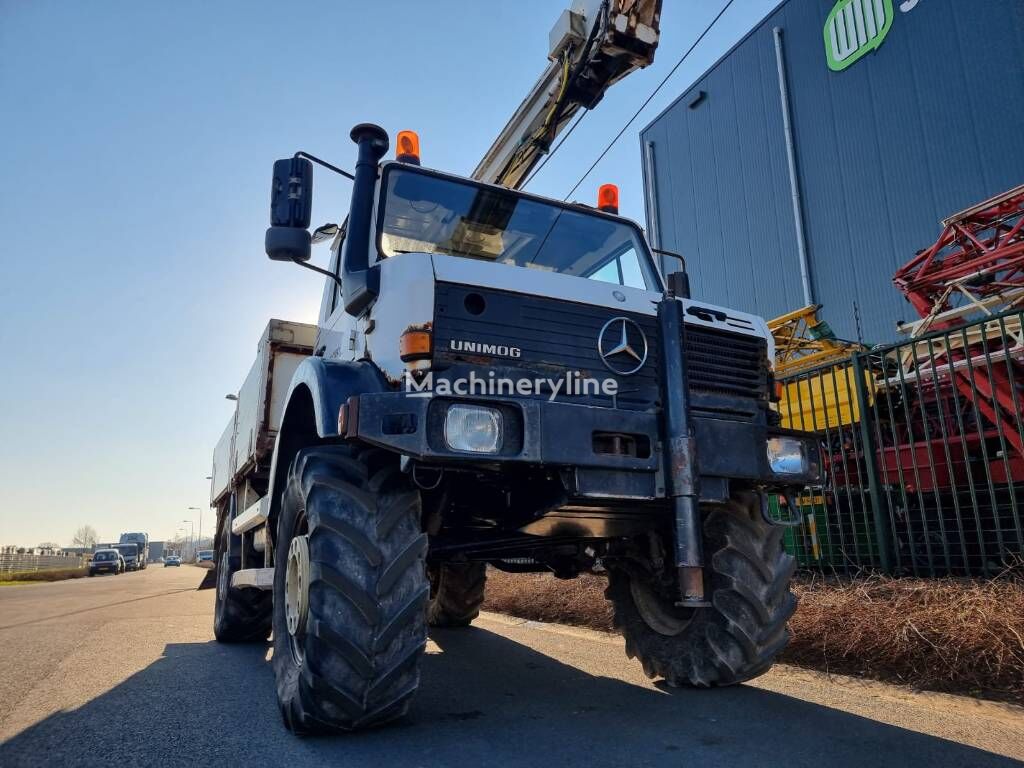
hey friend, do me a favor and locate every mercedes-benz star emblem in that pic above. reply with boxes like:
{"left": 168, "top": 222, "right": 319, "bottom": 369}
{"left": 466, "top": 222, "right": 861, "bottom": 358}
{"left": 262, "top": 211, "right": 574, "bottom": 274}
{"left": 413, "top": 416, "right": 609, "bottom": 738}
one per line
{"left": 597, "top": 317, "right": 649, "bottom": 375}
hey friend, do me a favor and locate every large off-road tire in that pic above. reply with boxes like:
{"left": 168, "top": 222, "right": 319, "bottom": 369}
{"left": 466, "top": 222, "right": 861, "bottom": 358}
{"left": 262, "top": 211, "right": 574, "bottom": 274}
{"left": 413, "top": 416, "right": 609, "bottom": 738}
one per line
{"left": 273, "top": 446, "right": 428, "bottom": 734}
{"left": 607, "top": 492, "right": 796, "bottom": 687}
{"left": 427, "top": 562, "right": 487, "bottom": 627}
{"left": 214, "top": 512, "right": 272, "bottom": 643}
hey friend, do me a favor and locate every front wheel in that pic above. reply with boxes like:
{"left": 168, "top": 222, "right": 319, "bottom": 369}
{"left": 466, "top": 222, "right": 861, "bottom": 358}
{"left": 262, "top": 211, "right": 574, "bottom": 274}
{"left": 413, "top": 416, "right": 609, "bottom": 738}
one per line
{"left": 272, "top": 446, "right": 429, "bottom": 734}
{"left": 606, "top": 492, "right": 796, "bottom": 687}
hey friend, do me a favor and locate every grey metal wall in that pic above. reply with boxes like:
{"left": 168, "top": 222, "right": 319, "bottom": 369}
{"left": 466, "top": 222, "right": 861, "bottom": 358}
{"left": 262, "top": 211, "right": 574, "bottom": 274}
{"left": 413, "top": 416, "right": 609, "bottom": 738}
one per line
{"left": 641, "top": 0, "right": 1024, "bottom": 343}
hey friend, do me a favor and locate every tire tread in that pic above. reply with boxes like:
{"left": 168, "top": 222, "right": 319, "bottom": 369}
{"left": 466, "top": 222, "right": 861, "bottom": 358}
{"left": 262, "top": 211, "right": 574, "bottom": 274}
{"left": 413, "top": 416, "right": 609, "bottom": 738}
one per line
{"left": 273, "top": 445, "right": 427, "bottom": 734}
{"left": 606, "top": 492, "right": 796, "bottom": 687}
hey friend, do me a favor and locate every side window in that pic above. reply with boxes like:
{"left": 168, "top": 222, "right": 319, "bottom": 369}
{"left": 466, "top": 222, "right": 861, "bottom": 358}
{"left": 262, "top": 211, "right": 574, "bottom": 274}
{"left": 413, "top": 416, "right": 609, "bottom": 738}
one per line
{"left": 327, "top": 226, "right": 347, "bottom": 318}
{"left": 589, "top": 259, "right": 620, "bottom": 285}
{"left": 618, "top": 249, "right": 645, "bottom": 290}
{"left": 585, "top": 248, "right": 647, "bottom": 290}
{"left": 329, "top": 251, "right": 342, "bottom": 315}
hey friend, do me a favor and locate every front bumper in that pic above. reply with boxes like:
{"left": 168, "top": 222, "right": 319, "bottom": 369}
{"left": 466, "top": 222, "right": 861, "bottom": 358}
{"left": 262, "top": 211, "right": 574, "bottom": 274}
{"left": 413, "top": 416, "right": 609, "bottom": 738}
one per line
{"left": 344, "top": 392, "right": 822, "bottom": 495}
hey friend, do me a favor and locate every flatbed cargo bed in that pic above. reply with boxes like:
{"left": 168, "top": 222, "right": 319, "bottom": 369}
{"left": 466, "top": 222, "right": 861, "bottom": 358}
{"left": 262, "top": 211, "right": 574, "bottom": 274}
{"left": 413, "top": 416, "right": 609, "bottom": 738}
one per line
{"left": 210, "top": 319, "right": 316, "bottom": 507}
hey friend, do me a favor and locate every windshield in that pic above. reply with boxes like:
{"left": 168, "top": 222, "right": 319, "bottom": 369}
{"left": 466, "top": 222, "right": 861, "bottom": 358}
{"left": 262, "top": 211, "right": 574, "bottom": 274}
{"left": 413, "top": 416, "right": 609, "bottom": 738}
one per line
{"left": 379, "top": 167, "right": 659, "bottom": 291}
{"left": 95, "top": 551, "right": 114, "bottom": 561}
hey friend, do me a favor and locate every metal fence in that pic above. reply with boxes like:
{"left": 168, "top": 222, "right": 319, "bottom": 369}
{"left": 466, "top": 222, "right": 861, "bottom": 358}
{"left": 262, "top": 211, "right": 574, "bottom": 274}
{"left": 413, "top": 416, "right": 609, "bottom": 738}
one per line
{"left": 0, "top": 553, "right": 85, "bottom": 576}
{"left": 776, "top": 307, "right": 1024, "bottom": 577}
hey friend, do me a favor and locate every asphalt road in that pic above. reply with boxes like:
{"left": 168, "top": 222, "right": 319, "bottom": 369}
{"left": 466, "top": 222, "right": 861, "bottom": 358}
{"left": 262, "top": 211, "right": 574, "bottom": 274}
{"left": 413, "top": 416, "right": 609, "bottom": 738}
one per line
{"left": 1, "top": 567, "right": 1022, "bottom": 768}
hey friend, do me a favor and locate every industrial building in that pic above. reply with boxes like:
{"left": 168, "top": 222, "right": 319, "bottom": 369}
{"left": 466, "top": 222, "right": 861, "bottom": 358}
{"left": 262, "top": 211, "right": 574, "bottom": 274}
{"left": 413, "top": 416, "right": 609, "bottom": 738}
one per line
{"left": 641, "top": 0, "right": 1024, "bottom": 343}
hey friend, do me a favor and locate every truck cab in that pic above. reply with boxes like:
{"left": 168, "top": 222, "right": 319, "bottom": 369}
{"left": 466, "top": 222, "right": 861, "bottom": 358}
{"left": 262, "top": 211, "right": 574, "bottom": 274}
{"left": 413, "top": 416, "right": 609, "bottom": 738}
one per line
{"left": 113, "top": 544, "right": 140, "bottom": 572}
{"left": 119, "top": 532, "right": 149, "bottom": 569}
{"left": 315, "top": 158, "right": 775, "bottom": 390}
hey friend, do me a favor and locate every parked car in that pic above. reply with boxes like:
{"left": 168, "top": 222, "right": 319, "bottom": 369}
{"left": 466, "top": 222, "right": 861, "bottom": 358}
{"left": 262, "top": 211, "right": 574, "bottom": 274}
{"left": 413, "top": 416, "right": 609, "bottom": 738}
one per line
{"left": 89, "top": 549, "right": 123, "bottom": 576}
{"left": 164, "top": 555, "right": 181, "bottom": 567}
{"left": 196, "top": 550, "right": 214, "bottom": 564}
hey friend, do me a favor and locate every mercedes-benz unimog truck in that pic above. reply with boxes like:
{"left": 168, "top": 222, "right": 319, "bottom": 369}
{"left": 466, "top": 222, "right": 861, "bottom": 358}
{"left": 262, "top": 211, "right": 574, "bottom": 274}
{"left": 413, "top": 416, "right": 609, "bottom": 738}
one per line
{"left": 209, "top": 124, "right": 821, "bottom": 734}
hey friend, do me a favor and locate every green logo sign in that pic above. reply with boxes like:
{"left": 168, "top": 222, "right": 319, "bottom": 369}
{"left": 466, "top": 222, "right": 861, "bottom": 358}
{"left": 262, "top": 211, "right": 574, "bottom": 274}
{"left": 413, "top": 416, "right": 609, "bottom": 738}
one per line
{"left": 824, "top": 0, "right": 894, "bottom": 71}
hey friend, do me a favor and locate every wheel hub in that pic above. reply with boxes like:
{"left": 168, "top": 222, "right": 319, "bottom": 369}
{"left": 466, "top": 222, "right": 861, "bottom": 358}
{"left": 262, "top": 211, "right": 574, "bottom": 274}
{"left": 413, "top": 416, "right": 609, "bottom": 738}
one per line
{"left": 285, "top": 534, "right": 310, "bottom": 638}
{"left": 217, "top": 551, "right": 230, "bottom": 600}
{"left": 630, "top": 576, "right": 694, "bottom": 637}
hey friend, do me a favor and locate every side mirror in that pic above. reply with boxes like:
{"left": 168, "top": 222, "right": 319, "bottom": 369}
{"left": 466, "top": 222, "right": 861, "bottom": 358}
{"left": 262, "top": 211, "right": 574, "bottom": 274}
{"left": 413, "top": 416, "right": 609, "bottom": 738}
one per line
{"left": 311, "top": 222, "right": 340, "bottom": 244}
{"left": 666, "top": 270, "right": 690, "bottom": 300}
{"left": 651, "top": 247, "right": 690, "bottom": 300}
{"left": 266, "top": 157, "right": 313, "bottom": 262}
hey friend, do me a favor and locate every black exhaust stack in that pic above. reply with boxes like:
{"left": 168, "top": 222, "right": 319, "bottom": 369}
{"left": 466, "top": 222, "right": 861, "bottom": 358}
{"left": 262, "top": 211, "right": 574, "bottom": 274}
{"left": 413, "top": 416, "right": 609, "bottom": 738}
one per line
{"left": 657, "top": 295, "right": 708, "bottom": 606}
{"left": 342, "top": 123, "right": 389, "bottom": 316}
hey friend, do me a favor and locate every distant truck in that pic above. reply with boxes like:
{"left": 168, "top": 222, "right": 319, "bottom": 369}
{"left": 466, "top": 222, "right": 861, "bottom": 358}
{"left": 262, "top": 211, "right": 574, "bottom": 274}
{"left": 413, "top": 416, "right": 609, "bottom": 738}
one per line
{"left": 119, "top": 532, "right": 149, "bottom": 568}
{"left": 113, "top": 543, "right": 142, "bottom": 571}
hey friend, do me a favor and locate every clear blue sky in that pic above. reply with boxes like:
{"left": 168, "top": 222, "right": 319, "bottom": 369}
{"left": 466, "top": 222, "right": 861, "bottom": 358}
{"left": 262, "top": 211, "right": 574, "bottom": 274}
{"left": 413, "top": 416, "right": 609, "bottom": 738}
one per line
{"left": 0, "top": 0, "right": 780, "bottom": 547}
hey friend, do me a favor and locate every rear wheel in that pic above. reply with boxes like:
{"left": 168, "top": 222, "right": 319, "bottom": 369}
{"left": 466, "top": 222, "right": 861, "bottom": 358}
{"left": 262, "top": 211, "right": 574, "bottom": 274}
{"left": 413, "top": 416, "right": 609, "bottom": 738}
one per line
{"left": 606, "top": 492, "right": 796, "bottom": 686}
{"left": 427, "top": 562, "right": 487, "bottom": 627}
{"left": 273, "top": 446, "right": 428, "bottom": 734}
{"left": 214, "top": 510, "right": 272, "bottom": 643}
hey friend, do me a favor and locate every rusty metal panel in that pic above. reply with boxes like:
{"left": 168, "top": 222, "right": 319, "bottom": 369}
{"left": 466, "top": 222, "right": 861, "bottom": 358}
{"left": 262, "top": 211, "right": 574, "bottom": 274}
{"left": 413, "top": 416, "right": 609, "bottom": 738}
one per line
{"left": 234, "top": 319, "right": 316, "bottom": 477}
{"left": 213, "top": 319, "right": 316, "bottom": 502}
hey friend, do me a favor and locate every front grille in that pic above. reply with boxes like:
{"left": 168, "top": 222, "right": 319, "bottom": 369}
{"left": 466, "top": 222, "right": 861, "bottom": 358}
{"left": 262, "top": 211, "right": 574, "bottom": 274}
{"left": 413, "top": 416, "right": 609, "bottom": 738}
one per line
{"left": 684, "top": 324, "right": 768, "bottom": 399}
{"left": 433, "top": 283, "right": 660, "bottom": 408}
{"left": 433, "top": 283, "right": 767, "bottom": 409}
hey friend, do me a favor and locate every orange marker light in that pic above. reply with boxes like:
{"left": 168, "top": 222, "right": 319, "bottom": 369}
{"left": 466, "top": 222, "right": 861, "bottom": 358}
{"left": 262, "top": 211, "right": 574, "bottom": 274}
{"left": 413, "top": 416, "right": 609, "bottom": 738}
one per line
{"left": 400, "top": 328, "right": 432, "bottom": 361}
{"left": 598, "top": 184, "right": 619, "bottom": 214}
{"left": 396, "top": 130, "right": 421, "bottom": 165}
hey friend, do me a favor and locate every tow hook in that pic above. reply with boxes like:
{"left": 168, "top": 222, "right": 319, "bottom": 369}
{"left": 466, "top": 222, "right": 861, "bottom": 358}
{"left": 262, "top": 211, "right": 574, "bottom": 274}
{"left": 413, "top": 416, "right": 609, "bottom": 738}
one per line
{"left": 761, "top": 490, "right": 803, "bottom": 528}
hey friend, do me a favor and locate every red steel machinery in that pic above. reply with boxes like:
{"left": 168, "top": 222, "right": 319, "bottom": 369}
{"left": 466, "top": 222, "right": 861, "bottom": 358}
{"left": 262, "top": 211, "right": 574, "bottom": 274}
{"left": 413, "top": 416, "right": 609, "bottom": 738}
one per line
{"left": 892, "top": 185, "right": 1024, "bottom": 472}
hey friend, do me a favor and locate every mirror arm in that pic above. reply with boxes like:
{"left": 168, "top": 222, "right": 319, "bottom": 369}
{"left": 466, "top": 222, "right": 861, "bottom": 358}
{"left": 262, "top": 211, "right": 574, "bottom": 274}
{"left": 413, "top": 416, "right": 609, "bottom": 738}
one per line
{"left": 290, "top": 257, "right": 342, "bottom": 289}
{"left": 294, "top": 151, "right": 355, "bottom": 181}
{"left": 651, "top": 247, "right": 686, "bottom": 270}
{"left": 651, "top": 247, "right": 690, "bottom": 300}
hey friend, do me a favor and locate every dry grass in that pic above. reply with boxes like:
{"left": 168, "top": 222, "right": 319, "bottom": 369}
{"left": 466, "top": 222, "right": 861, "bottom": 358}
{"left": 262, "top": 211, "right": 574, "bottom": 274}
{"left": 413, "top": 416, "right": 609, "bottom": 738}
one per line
{"left": 0, "top": 567, "right": 89, "bottom": 584}
{"left": 483, "top": 569, "right": 1024, "bottom": 703}
{"left": 484, "top": 571, "right": 614, "bottom": 629}
{"left": 786, "top": 572, "right": 1024, "bottom": 701}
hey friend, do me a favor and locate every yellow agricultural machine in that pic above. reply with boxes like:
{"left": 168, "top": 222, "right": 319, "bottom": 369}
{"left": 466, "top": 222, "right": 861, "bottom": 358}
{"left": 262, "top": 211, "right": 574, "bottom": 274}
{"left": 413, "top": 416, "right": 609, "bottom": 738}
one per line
{"left": 769, "top": 305, "right": 870, "bottom": 432}
{"left": 768, "top": 305, "right": 872, "bottom": 567}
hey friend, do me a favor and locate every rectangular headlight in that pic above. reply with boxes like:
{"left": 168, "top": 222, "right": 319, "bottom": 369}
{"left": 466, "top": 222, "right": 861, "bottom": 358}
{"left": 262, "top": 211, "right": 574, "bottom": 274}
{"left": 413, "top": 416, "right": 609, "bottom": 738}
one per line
{"left": 444, "top": 404, "right": 502, "bottom": 453}
{"left": 767, "top": 437, "right": 808, "bottom": 476}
